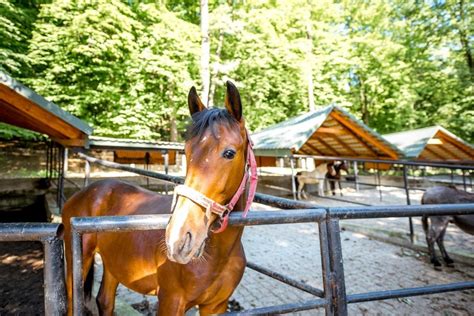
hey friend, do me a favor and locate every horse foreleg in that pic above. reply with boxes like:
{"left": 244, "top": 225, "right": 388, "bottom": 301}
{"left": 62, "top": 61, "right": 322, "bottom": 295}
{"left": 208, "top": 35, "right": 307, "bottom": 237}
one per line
{"left": 436, "top": 227, "right": 454, "bottom": 267}
{"left": 157, "top": 293, "right": 186, "bottom": 315}
{"left": 96, "top": 266, "right": 119, "bottom": 316}
{"left": 338, "top": 180, "right": 343, "bottom": 196}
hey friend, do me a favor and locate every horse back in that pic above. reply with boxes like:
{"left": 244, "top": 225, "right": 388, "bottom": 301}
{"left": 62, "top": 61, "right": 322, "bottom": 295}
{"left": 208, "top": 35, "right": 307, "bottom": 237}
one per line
{"left": 63, "top": 179, "right": 173, "bottom": 219}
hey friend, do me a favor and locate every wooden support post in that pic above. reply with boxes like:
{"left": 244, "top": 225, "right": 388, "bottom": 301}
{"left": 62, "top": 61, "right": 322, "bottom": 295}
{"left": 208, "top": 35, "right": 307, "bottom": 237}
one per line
{"left": 290, "top": 157, "right": 297, "bottom": 200}
{"left": 163, "top": 150, "right": 169, "bottom": 194}
{"left": 353, "top": 161, "right": 359, "bottom": 191}
{"left": 462, "top": 169, "right": 467, "bottom": 191}
{"left": 84, "top": 160, "right": 90, "bottom": 188}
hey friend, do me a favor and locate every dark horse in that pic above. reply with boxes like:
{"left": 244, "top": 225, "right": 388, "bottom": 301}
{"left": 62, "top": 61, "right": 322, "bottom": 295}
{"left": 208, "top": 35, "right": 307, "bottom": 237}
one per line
{"left": 62, "top": 82, "right": 255, "bottom": 315}
{"left": 295, "top": 160, "right": 348, "bottom": 199}
{"left": 421, "top": 186, "right": 474, "bottom": 269}
{"left": 326, "top": 161, "right": 348, "bottom": 196}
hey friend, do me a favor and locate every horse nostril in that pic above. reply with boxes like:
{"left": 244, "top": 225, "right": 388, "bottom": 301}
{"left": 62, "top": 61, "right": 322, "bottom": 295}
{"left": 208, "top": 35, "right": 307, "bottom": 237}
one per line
{"left": 178, "top": 231, "right": 193, "bottom": 253}
{"left": 186, "top": 231, "right": 192, "bottom": 246}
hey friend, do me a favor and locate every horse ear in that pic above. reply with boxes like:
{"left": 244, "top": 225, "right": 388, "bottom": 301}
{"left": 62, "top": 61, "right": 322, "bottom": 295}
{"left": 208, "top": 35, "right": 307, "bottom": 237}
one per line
{"left": 224, "top": 81, "right": 242, "bottom": 121}
{"left": 188, "top": 86, "right": 205, "bottom": 115}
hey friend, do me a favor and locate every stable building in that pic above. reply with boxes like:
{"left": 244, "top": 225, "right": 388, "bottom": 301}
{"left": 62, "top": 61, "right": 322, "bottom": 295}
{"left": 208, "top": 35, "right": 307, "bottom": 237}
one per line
{"left": 251, "top": 105, "right": 403, "bottom": 167}
{"left": 384, "top": 126, "right": 474, "bottom": 165}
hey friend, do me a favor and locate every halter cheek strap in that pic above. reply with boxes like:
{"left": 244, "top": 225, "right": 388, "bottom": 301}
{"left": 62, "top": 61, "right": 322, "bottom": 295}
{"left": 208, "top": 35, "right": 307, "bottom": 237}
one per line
{"left": 171, "top": 135, "right": 258, "bottom": 234}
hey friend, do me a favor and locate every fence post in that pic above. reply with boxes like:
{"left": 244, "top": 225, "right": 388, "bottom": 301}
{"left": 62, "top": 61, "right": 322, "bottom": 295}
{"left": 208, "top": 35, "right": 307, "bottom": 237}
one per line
{"left": 353, "top": 161, "right": 359, "bottom": 192}
{"left": 402, "top": 165, "right": 414, "bottom": 243}
{"left": 72, "top": 230, "right": 84, "bottom": 316}
{"left": 43, "top": 236, "right": 67, "bottom": 315}
{"left": 326, "top": 217, "right": 348, "bottom": 315}
{"left": 318, "top": 220, "right": 334, "bottom": 315}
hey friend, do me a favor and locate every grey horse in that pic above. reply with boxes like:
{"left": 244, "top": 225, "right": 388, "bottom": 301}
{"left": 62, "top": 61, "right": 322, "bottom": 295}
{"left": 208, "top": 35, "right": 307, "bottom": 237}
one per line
{"left": 421, "top": 186, "right": 474, "bottom": 269}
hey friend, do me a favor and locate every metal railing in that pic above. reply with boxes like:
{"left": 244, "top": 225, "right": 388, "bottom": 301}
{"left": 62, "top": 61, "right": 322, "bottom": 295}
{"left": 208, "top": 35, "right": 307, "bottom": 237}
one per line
{"left": 70, "top": 153, "right": 474, "bottom": 315}
{"left": 0, "top": 223, "right": 67, "bottom": 315}
{"left": 69, "top": 204, "right": 474, "bottom": 315}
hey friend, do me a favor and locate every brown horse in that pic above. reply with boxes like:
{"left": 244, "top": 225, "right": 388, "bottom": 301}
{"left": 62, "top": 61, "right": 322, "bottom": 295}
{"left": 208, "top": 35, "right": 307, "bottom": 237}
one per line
{"left": 421, "top": 186, "right": 474, "bottom": 269}
{"left": 62, "top": 81, "right": 255, "bottom": 315}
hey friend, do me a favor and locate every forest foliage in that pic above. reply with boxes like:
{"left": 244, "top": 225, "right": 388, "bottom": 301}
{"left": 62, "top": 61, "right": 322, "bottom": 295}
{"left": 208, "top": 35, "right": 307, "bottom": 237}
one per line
{"left": 1, "top": 0, "right": 472, "bottom": 142}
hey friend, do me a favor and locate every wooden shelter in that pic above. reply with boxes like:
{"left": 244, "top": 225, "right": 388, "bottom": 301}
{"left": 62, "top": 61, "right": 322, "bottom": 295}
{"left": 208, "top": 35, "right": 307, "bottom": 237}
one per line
{"left": 89, "top": 136, "right": 184, "bottom": 165}
{"left": 0, "top": 70, "right": 92, "bottom": 146}
{"left": 251, "top": 105, "right": 403, "bottom": 167}
{"left": 384, "top": 126, "right": 474, "bottom": 164}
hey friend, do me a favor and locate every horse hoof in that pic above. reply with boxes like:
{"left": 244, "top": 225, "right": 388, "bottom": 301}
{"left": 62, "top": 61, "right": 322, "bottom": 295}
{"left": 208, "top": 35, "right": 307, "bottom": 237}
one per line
{"left": 434, "top": 265, "right": 442, "bottom": 271}
{"left": 446, "top": 262, "right": 455, "bottom": 268}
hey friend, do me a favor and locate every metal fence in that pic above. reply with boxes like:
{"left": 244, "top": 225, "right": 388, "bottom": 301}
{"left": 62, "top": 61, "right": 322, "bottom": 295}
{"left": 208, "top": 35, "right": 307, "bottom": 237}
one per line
{"left": 69, "top": 204, "right": 474, "bottom": 315}
{"left": 0, "top": 223, "right": 67, "bottom": 315}
{"left": 69, "top": 153, "right": 474, "bottom": 315}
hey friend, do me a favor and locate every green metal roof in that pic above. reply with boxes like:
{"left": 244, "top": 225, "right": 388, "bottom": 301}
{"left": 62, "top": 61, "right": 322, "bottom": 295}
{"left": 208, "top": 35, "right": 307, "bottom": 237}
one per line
{"left": 383, "top": 125, "right": 474, "bottom": 159}
{"left": 251, "top": 105, "right": 403, "bottom": 157}
{"left": 0, "top": 70, "right": 93, "bottom": 136}
{"left": 89, "top": 136, "right": 184, "bottom": 151}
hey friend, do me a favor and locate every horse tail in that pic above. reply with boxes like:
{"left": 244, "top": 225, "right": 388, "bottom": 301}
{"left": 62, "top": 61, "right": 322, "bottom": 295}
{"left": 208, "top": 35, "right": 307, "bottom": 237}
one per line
{"left": 84, "top": 260, "right": 94, "bottom": 301}
{"left": 421, "top": 215, "right": 429, "bottom": 235}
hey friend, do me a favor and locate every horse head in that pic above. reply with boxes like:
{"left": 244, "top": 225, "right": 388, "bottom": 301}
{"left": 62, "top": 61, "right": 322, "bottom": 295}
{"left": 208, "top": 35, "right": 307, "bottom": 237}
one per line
{"left": 165, "top": 81, "right": 250, "bottom": 264}
{"left": 336, "top": 160, "right": 349, "bottom": 173}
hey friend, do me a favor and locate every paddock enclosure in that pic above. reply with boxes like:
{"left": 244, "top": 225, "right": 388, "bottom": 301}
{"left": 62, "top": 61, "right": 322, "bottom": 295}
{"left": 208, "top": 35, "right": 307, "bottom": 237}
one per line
{"left": 71, "top": 155, "right": 474, "bottom": 314}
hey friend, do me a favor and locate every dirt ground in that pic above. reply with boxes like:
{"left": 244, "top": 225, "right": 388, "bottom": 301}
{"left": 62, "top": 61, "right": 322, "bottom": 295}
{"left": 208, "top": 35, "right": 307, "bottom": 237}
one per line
{"left": 0, "top": 241, "right": 44, "bottom": 315}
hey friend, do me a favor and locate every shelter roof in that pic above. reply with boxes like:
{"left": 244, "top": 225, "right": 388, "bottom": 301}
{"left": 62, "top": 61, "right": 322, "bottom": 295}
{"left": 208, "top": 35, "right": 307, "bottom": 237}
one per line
{"left": 0, "top": 70, "right": 92, "bottom": 146}
{"left": 251, "top": 105, "right": 403, "bottom": 159}
{"left": 89, "top": 136, "right": 184, "bottom": 152}
{"left": 384, "top": 126, "right": 474, "bottom": 163}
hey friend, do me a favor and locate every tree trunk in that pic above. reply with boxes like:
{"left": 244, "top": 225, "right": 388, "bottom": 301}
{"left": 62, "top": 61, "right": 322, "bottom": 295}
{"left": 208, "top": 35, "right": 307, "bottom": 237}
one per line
{"left": 170, "top": 116, "right": 178, "bottom": 142}
{"left": 458, "top": 0, "right": 473, "bottom": 80}
{"left": 359, "top": 76, "right": 369, "bottom": 125}
{"left": 208, "top": 30, "right": 224, "bottom": 108}
{"left": 306, "top": 22, "right": 315, "bottom": 112}
{"left": 200, "top": 0, "right": 210, "bottom": 106}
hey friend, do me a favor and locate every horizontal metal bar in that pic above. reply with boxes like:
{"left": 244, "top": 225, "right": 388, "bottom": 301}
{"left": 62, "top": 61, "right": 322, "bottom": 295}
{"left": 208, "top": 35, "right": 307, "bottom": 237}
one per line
{"left": 224, "top": 298, "right": 327, "bottom": 315}
{"left": 253, "top": 192, "right": 318, "bottom": 209}
{"left": 330, "top": 203, "right": 474, "bottom": 219}
{"left": 77, "top": 152, "right": 319, "bottom": 210}
{"left": 315, "top": 195, "right": 372, "bottom": 206}
{"left": 0, "top": 223, "right": 64, "bottom": 241}
{"left": 292, "top": 154, "right": 474, "bottom": 170}
{"left": 70, "top": 209, "right": 327, "bottom": 233}
{"left": 246, "top": 261, "right": 324, "bottom": 297}
{"left": 347, "top": 281, "right": 474, "bottom": 304}
{"left": 77, "top": 152, "right": 184, "bottom": 184}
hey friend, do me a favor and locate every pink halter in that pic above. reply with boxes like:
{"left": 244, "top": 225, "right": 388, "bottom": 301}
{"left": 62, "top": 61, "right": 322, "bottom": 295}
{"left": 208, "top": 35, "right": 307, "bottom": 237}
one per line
{"left": 171, "top": 132, "right": 258, "bottom": 233}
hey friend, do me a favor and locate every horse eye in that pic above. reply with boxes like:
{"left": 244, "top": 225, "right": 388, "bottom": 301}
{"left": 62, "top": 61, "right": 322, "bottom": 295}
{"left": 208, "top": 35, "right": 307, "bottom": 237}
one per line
{"left": 222, "top": 149, "right": 236, "bottom": 160}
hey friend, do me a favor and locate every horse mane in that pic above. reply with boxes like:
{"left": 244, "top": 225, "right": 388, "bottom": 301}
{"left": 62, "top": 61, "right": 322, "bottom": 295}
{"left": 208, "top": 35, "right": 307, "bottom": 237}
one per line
{"left": 186, "top": 107, "right": 238, "bottom": 141}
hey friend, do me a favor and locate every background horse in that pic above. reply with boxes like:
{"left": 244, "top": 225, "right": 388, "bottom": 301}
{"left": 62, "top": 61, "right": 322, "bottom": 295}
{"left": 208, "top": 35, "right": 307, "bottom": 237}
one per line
{"left": 326, "top": 161, "right": 348, "bottom": 196}
{"left": 62, "top": 81, "right": 253, "bottom": 315}
{"left": 421, "top": 186, "right": 474, "bottom": 269}
{"left": 295, "top": 160, "right": 348, "bottom": 199}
